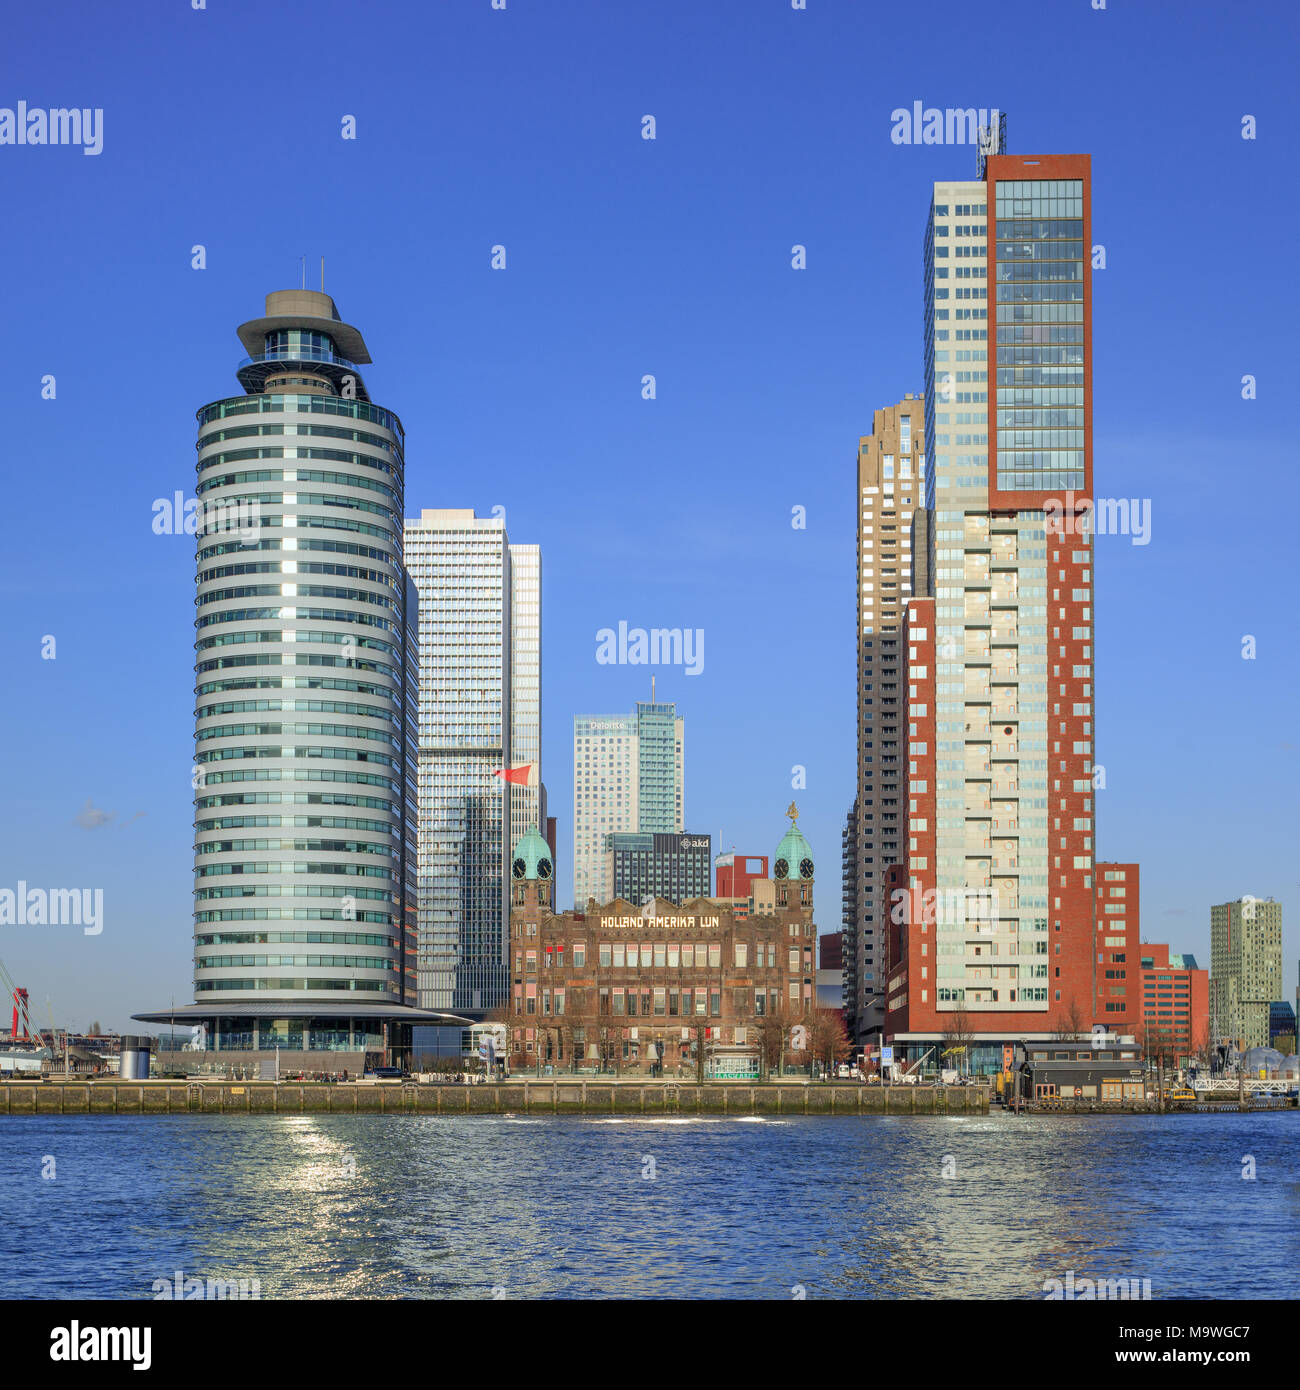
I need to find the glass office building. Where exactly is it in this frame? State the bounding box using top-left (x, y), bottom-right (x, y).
top-left (604, 831), bottom-right (712, 904)
top-left (403, 509), bottom-right (542, 1013)
top-left (573, 702), bottom-right (684, 907)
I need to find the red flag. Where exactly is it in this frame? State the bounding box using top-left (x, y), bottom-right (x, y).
top-left (492, 761), bottom-right (537, 788)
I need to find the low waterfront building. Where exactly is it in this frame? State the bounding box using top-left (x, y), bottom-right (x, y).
top-left (506, 809), bottom-right (818, 1078)
top-left (1014, 1034), bottom-right (1145, 1103)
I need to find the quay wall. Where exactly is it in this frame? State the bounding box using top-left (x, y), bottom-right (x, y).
top-left (0, 1080), bottom-right (990, 1116)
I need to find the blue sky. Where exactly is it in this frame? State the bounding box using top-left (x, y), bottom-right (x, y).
top-left (0, 0), bottom-right (1297, 1031)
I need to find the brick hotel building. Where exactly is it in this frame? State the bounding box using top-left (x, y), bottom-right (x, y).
top-left (882, 145), bottom-right (1105, 1068)
top-left (505, 814), bottom-right (817, 1078)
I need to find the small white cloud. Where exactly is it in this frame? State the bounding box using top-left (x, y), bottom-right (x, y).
top-left (75, 799), bottom-right (115, 830)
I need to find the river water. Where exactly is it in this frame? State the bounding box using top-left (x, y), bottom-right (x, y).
top-left (2, 1111), bottom-right (1295, 1299)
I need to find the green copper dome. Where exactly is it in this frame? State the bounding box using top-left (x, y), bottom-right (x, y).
top-left (773, 816), bottom-right (815, 881)
top-left (511, 827), bottom-right (554, 882)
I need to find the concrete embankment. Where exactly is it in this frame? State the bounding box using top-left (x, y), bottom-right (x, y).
top-left (0, 1080), bottom-right (989, 1116)
top-left (1009, 1098), bottom-right (1296, 1115)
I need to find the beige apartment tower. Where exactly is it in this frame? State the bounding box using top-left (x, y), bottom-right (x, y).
top-left (844, 392), bottom-right (926, 1042)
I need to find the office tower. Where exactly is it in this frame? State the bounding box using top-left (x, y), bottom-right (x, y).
top-left (848, 394), bottom-right (926, 1045)
top-left (605, 831), bottom-right (711, 903)
top-left (1210, 897), bottom-right (1284, 1049)
top-left (1094, 862), bottom-right (1140, 1033)
top-left (885, 144), bottom-right (1096, 1068)
top-left (636, 699), bottom-right (684, 831)
top-left (136, 289), bottom-right (453, 1068)
top-left (1139, 945), bottom-right (1209, 1061)
top-left (573, 701), bottom-right (683, 907)
top-left (403, 508), bottom-right (541, 1013)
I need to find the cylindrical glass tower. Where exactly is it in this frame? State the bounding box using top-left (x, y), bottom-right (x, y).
top-left (190, 291), bottom-right (416, 1047)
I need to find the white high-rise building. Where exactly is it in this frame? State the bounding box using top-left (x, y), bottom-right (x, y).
top-left (403, 509), bottom-right (541, 1012)
top-left (572, 702), bottom-right (683, 908)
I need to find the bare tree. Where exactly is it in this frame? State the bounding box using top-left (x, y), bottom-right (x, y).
top-left (1050, 997), bottom-right (1086, 1041)
top-left (754, 1003), bottom-right (798, 1079)
top-left (941, 1005), bottom-right (975, 1075)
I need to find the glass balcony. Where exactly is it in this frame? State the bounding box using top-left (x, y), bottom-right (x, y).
top-left (238, 347), bottom-right (358, 372)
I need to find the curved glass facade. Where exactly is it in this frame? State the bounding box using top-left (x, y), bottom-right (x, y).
top-left (192, 297), bottom-right (418, 1011)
